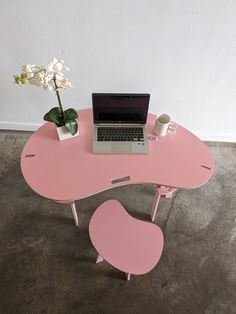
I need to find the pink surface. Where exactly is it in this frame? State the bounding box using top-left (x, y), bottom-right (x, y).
top-left (21, 108), bottom-right (214, 202)
top-left (89, 200), bottom-right (164, 275)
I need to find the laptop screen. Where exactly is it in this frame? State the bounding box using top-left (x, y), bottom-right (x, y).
top-left (92, 93), bottom-right (150, 124)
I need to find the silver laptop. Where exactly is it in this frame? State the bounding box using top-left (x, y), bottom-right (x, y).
top-left (92, 93), bottom-right (150, 154)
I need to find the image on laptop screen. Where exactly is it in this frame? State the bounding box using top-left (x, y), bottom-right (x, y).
top-left (92, 93), bottom-right (150, 124)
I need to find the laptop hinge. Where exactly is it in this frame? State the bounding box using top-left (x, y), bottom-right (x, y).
top-left (96, 123), bottom-right (144, 126)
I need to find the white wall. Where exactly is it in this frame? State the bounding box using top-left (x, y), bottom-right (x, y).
top-left (0, 0), bottom-right (236, 141)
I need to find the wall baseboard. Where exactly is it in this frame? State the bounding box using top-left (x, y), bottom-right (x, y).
top-left (195, 132), bottom-right (236, 143)
top-left (0, 121), bottom-right (42, 132)
top-left (0, 122), bottom-right (235, 143)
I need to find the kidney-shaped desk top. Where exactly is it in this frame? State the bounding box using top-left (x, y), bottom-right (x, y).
top-left (21, 108), bottom-right (214, 202)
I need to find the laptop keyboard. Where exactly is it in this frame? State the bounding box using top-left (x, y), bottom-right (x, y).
top-left (97, 127), bottom-right (144, 142)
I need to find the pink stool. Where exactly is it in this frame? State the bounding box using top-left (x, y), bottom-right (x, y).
top-left (89, 200), bottom-right (164, 280)
top-left (150, 186), bottom-right (177, 221)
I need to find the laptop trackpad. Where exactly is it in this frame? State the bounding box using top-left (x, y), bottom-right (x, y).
top-left (111, 143), bottom-right (132, 153)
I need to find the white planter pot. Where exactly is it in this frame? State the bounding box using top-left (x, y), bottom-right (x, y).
top-left (56, 125), bottom-right (79, 141)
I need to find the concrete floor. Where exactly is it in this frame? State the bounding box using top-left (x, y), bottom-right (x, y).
top-left (0, 130), bottom-right (235, 314)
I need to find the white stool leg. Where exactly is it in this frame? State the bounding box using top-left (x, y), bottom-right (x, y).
top-left (96, 255), bottom-right (104, 264)
top-left (126, 273), bottom-right (131, 281)
top-left (150, 188), bottom-right (161, 221)
top-left (70, 202), bottom-right (79, 226)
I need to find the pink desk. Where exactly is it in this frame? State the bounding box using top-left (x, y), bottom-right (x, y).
top-left (21, 109), bottom-right (214, 224)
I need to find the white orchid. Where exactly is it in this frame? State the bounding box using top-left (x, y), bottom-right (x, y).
top-left (14, 58), bottom-right (72, 91)
top-left (47, 57), bottom-right (69, 74)
top-left (13, 58), bottom-right (78, 136)
top-left (57, 78), bottom-right (73, 89)
top-left (22, 64), bottom-right (35, 77)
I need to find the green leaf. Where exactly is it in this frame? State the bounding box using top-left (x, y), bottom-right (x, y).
top-left (43, 107), bottom-right (64, 126)
top-left (64, 108), bottom-right (78, 121)
top-left (65, 119), bottom-right (78, 135)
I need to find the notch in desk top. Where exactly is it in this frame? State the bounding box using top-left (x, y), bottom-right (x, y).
top-left (111, 176), bottom-right (131, 184)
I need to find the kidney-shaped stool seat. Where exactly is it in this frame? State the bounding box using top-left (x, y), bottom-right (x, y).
top-left (89, 200), bottom-right (164, 280)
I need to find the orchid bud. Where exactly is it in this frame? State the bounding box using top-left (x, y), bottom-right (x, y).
top-left (13, 75), bottom-right (22, 85)
top-left (21, 74), bottom-right (28, 84)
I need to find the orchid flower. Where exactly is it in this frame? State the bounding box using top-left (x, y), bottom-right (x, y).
top-left (13, 58), bottom-right (78, 135)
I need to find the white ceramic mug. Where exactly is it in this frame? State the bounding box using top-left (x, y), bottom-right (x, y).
top-left (154, 114), bottom-right (177, 136)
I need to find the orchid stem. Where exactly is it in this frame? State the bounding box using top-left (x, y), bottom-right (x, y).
top-left (53, 77), bottom-right (65, 119)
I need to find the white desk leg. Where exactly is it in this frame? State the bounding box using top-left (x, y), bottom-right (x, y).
top-left (70, 202), bottom-right (79, 226)
top-left (150, 187), bottom-right (161, 221)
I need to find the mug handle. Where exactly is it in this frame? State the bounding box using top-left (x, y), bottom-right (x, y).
top-left (167, 123), bottom-right (177, 134)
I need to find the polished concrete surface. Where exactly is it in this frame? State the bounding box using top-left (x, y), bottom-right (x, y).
top-left (0, 130), bottom-right (235, 314)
